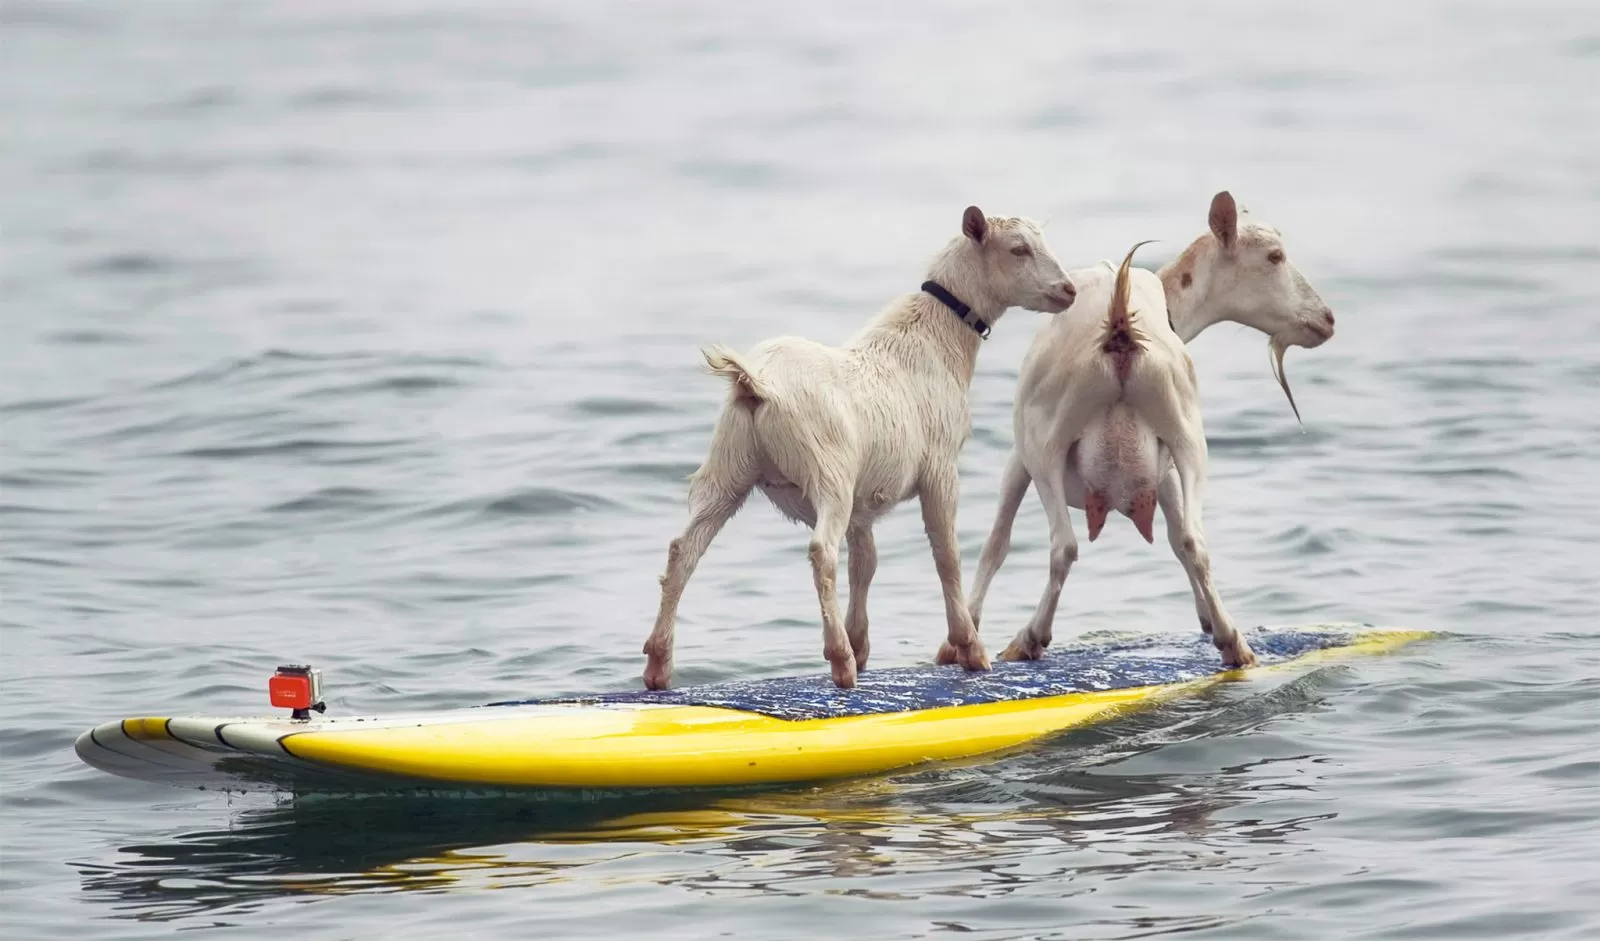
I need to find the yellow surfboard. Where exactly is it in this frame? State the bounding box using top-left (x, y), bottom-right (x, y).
top-left (75, 626), bottom-right (1427, 796)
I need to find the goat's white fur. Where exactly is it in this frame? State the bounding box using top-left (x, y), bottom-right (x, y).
top-left (644, 207), bottom-right (1075, 690)
top-left (961, 192), bottom-right (1334, 668)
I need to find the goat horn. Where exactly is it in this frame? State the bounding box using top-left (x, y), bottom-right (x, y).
top-left (1269, 337), bottom-right (1303, 427)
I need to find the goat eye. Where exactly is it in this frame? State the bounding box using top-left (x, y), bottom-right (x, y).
top-left (1010, 245), bottom-right (1031, 257)
top-left (1267, 249), bottom-right (1285, 264)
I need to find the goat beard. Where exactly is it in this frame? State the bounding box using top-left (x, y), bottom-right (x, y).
top-left (1269, 336), bottom-right (1303, 426)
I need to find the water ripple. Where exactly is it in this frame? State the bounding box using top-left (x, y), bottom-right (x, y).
top-left (4, 1), bottom-right (1598, 939)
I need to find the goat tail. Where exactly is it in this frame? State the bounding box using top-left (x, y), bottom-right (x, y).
top-left (702, 344), bottom-right (769, 408)
top-left (1098, 239), bottom-right (1158, 357)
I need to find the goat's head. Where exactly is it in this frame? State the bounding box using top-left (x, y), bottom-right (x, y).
top-left (1196, 191), bottom-right (1334, 423)
top-left (1199, 191), bottom-right (1334, 351)
top-left (959, 206), bottom-right (1077, 315)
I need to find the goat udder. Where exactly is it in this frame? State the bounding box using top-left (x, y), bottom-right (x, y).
top-left (1085, 489), bottom-right (1109, 542)
top-left (1126, 489), bottom-right (1156, 544)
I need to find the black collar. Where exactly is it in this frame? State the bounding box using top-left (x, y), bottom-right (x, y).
top-left (921, 281), bottom-right (989, 339)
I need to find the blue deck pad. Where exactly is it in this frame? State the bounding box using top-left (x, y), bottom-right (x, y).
top-left (490, 628), bottom-right (1360, 721)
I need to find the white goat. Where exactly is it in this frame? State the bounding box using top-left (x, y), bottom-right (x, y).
top-left (644, 207), bottom-right (1077, 690)
top-left (958, 192), bottom-right (1334, 668)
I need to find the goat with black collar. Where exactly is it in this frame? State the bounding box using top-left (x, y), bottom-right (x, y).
top-left (643, 206), bottom-right (1076, 690)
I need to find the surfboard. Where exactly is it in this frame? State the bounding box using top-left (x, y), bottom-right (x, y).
top-left (75, 626), bottom-right (1427, 797)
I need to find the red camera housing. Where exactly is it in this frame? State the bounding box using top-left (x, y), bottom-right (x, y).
top-left (268, 665), bottom-right (323, 716)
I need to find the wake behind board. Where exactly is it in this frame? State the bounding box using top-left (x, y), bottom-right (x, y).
top-left (76, 626), bottom-right (1426, 797)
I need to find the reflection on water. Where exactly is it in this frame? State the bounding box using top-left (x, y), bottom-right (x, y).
top-left (77, 667), bottom-right (1354, 922)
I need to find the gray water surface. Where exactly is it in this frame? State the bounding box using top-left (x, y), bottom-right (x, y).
top-left (4, 1), bottom-right (1599, 938)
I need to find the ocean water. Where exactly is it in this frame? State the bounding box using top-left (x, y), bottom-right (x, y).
top-left (3, 1), bottom-right (1599, 938)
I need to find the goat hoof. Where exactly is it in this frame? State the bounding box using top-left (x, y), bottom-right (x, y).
top-left (954, 641), bottom-right (991, 672)
top-left (642, 658), bottom-right (673, 690)
top-left (831, 659), bottom-right (858, 689)
top-left (1000, 635), bottom-right (1047, 662)
top-left (1198, 617), bottom-right (1214, 636)
top-left (1218, 639), bottom-right (1257, 669)
top-left (934, 641), bottom-right (960, 665)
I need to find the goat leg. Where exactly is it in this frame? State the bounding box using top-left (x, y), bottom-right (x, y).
top-left (921, 470), bottom-right (989, 672)
top-left (844, 524), bottom-right (877, 672)
top-left (643, 450), bottom-right (753, 689)
top-left (808, 483), bottom-right (858, 688)
top-left (1000, 458), bottom-right (1079, 661)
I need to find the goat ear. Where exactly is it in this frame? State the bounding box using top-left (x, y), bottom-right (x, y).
top-left (962, 206), bottom-right (988, 244)
top-left (1209, 191), bottom-right (1238, 251)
